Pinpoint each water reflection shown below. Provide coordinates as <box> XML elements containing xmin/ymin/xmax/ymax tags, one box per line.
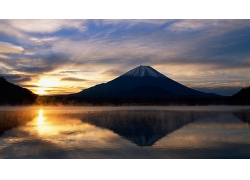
<box><xmin>0</xmin><ymin>111</ymin><xmax>36</xmax><ymax>136</ymax></box>
<box><xmin>233</xmin><ymin>110</ymin><xmax>250</xmax><ymax>124</ymax></box>
<box><xmin>37</xmin><ymin>109</ymin><xmax>44</xmax><ymax>125</ymax></box>
<box><xmin>77</xmin><ymin>111</ymin><xmax>218</xmax><ymax>146</ymax></box>
<box><xmin>0</xmin><ymin>108</ymin><xmax>250</xmax><ymax>158</ymax></box>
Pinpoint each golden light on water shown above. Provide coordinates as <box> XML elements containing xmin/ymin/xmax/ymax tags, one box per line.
<box><xmin>38</xmin><ymin>109</ymin><xmax>44</xmax><ymax>125</ymax></box>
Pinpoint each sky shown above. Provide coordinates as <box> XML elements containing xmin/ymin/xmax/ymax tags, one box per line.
<box><xmin>0</xmin><ymin>19</ymin><xmax>250</xmax><ymax>96</ymax></box>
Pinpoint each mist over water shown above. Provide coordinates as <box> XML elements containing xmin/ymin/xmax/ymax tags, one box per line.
<box><xmin>0</xmin><ymin>105</ymin><xmax>249</xmax><ymax>111</ymax></box>
<box><xmin>0</xmin><ymin>106</ymin><xmax>250</xmax><ymax>158</ymax></box>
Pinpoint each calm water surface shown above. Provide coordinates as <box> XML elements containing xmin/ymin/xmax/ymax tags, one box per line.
<box><xmin>0</xmin><ymin>106</ymin><xmax>250</xmax><ymax>159</ymax></box>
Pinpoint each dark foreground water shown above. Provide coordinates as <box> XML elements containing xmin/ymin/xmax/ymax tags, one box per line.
<box><xmin>0</xmin><ymin>106</ymin><xmax>250</xmax><ymax>159</ymax></box>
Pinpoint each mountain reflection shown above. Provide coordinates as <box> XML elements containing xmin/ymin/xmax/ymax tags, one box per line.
<box><xmin>0</xmin><ymin>111</ymin><xmax>36</xmax><ymax>136</ymax></box>
<box><xmin>232</xmin><ymin>110</ymin><xmax>250</xmax><ymax>124</ymax></box>
<box><xmin>77</xmin><ymin>111</ymin><xmax>217</xmax><ymax>146</ymax></box>
<box><xmin>0</xmin><ymin>109</ymin><xmax>220</xmax><ymax>147</ymax></box>
<box><xmin>1</xmin><ymin>109</ymin><xmax>248</xmax><ymax>147</ymax></box>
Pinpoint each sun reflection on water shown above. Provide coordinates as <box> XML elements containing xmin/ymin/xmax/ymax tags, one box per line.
<box><xmin>38</xmin><ymin>109</ymin><xmax>44</xmax><ymax>125</ymax></box>
<box><xmin>27</xmin><ymin>109</ymin><xmax>119</xmax><ymax>148</ymax></box>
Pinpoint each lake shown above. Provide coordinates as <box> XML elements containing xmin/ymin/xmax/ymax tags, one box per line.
<box><xmin>0</xmin><ymin>106</ymin><xmax>250</xmax><ymax>159</ymax></box>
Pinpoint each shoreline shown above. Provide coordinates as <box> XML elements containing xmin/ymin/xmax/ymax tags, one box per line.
<box><xmin>0</xmin><ymin>105</ymin><xmax>250</xmax><ymax>111</ymax></box>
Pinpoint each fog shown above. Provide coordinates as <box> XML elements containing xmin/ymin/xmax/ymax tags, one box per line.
<box><xmin>0</xmin><ymin>105</ymin><xmax>250</xmax><ymax>111</ymax></box>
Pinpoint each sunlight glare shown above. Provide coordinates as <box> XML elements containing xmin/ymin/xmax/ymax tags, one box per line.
<box><xmin>37</xmin><ymin>89</ymin><xmax>47</xmax><ymax>95</ymax></box>
<box><xmin>38</xmin><ymin>109</ymin><xmax>44</xmax><ymax>125</ymax></box>
<box><xmin>38</xmin><ymin>78</ymin><xmax>58</xmax><ymax>87</ymax></box>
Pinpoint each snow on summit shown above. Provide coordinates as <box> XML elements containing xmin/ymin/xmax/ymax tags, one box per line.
<box><xmin>121</xmin><ymin>65</ymin><xmax>166</xmax><ymax>78</ymax></box>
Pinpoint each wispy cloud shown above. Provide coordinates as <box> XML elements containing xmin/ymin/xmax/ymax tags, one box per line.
<box><xmin>60</xmin><ymin>77</ymin><xmax>88</xmax><ymax>82</ymax></box>
<box><xmin>59</xmin><ymin>70</ymin><xmax>95</xmax><ymax>74</ymax></box>
<box><xmin>0</xmin><ymin>74</ymin><xmax>34</xmax><ymax>84</ymax></box>
<box><xmin>0</xmin><ymin>41</ymin><xmax>24</xmax><ymax>54</ymax></box>
<box><xmin>6</xmin><ymin>20</ymin><xmax>87</xmax><ymax>33</ymax></box>
<box><xmin>29</xmin><ymin>36</ymin><xmax>59</xmax><ymax>45</ymax></box>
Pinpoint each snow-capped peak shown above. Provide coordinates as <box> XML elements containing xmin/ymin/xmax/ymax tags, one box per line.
<box><xmin>121</xmin><ymin>65</ymin><xmax>166</xmax><ymax>78</ymax></box>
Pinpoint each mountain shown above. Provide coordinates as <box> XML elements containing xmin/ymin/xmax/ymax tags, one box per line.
<box><xmin>122</xmin><ymin>85</ymin><xmax>177</xmax><ymax>98</ymax></box>
<box><xmin>231</xmin><ymin>86</ymin><xmax>250</xmax><ymax>104</ymax></box>
<box><xmin>0</xmin><ymin>77</ymin><xmax>37</xmax><ymax>105</ymax></box>
<box><xmin>72</xmin><ymin>65</ymin><xmax>221</xmax><ymax>98</ymax></box>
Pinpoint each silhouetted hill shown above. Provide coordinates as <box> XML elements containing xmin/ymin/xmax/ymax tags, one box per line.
<box><xmin>0</xmin><ymin>77</ymin><xmax>37</xmax><ymax>105</ymax></box>
<box><xmin>231</xmin><ymin>86</ymin><xmax>250</xmax><ymax>105</ymax></box>
<box><xmin>72</xmin><ymin>65</ymin><xmax>222</xmax><ymax>98</ymax></box>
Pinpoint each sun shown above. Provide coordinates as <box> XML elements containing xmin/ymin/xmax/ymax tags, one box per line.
<box><xmin>35</xmin><ymin>78</ymin><xmax>60</xmax><ymax>95</ymax></box>
<box><xmin>38</xmin><ymin>78</ymin><xmax>55</xmax><ymax>87</ymax></box>
<box><xmin>37</xmin><ymin>88</ymin><xmax>47</xmax><ymax>95</ymax></box>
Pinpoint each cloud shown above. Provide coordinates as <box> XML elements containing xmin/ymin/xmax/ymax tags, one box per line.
<box><xmin>168</xmin><ymin>19</ymin><xmax>212</xmax><ymax>31</ymax></box>
<box><xmin>187</xmin><ymin>81</ymin><xmax>250</xmax><ymax>88</ymax></box>
<box><xmin>167</xmin><ymin>19</ymin><xmax>250</xmax><ymax>33</ymax></box>
<box><xmin>0</xmin><ymin>22</ymin><xmax>26</xmax><ymax>40</ymax></box>
<box><xmin>0</xmin><ymin>41</ymin><xmax>24</xmax><ymax>54</ymax></box>
<box><xmin>51</xmin><ymin>37</ymin><xmax>176</xmax><ymax>67</ymax></box>
<box><xmin>59</xmin><ymin>70</ymin><xmax>95</xmax><ymax>74</ymax></box>
<box><xmin>13</xmin><ymin>54</ymin><xmax>71</xmax><ymax>74</ymax></box>
<box><xmin>0</xmin><ymin>74</ymin><xmax>32</xmax><ymax>84</ymax></box>
<box><xmin>0</xmin><ymin>54</ymin><xmax>10</xmax><ymax>59</ymax></box>
<box><xmin>45</xmin><ymin>20</ymin><xmax>249</xmax><ymax>70</ymax></box>
<box><xmin>29</xmin><ymin>36</ymin><xmax>60</xmax><ymax>45</ymax></box>
<box><xmin>102</xmin><ymin>69</ymin><xmax>125</xmax><ymax>77</ymax></box>
<box><xmin>60</xmin><ymin>77</ymin><xmax>88</xmax><ymax>82</ymax></box>
<box><xmin>6</xmin><ymin>20</ymin><xmax>87</xmax><ymax>33</ymax></box>
<box><xmin>21</xmin><ymin>84</ymin><xmax>40</xmax><ymax>88</ymax></box>
<box><xmin>2</xmin><ymin>19</ymin><xmax>249</xmax><ymax>70</ymax></box>
<box><xmin>101</xmin><ymin>19</ymin><xmax>174</xmax><ymax>27</ymax></box>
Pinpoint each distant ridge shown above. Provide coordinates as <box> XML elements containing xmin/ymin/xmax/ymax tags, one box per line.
<box><xmin>72</xmin><ymin>65</ymin><xmax>222</xmax><ymax>98</ymax></box>
<box><xmin>0</xmin><ymin>77</ymin><xmax>37</xmax><ymax>105</ymax></box>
